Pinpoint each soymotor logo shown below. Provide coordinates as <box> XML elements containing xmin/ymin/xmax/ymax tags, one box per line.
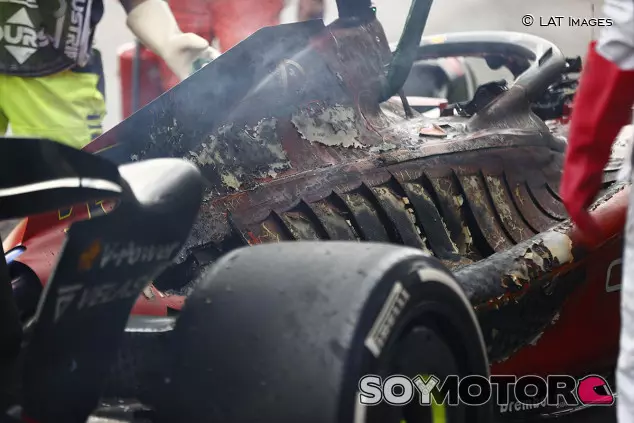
<box><xmin>358</xmin><ymin>374</ymin><xmax>615</xmax><ymax>413</ymax></box>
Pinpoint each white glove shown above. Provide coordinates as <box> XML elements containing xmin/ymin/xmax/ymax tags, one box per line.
<box><xmin>160</xmin><ymin>33</ymin><xmax>220</xmax><ymax>79</ymax></box>
<box><xmin>126</xmin><ymin>0</ymin><xmax>221</xmax><ymax>81</ymax></box>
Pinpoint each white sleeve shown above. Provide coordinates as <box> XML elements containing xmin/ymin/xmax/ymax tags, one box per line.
<box><xmin>596</xmin><ymin>0</ymin><xmax>634</xmax><ymax>69</ymax></box>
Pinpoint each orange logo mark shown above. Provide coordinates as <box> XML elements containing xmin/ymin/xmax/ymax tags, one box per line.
<box><xmin>78</xmin><ymin>240</ymin><xmax>102</xmax><ymax>271</ymax></box>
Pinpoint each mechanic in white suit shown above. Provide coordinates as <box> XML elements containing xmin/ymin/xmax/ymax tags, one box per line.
<box><xmin>560</xmin><ymin>0</ymin><xmax>634</xmax><ymax>420</ymax></box>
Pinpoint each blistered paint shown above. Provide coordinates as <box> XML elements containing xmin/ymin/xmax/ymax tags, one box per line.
<box><xmin>186</xmin><ymin>118</ymin><xmax>291</xmax><ymax>191</ymax></box>
<box><xmin>369</xmin><ymin>142</ymin><xmax>397</xmax><ymax>153</ymax></box>
<box><xmin>589</xmin><ymin>182</ymin><xmax>628</xmax><ymax>211</ymax></box>
<box><xmin>291</xmin><ymin>104</ymin><xmax>364</xmax><ymax>148</ymax></box>
<box><xmin>372</xmin><ymin>186</ymin><xmax>433</xmax><ymax>255</ymax></box>
<box><xmin>260</xmin><ymin>223</ymin><xmax>281</xmax><ymax>243</ymax></box>
<box><xmin>486</xmin><ymin>175</ymin><xmax>529</xmax><ymax>241</ymax></box>
<box><xmin>539</xmin><ymin>231</ymin><xmax>573</xmax><ymax>265</ymax></box>
<box><xmin>453</xmin><ymin>194</ymin><xmax>464</xmax><ymax>207</ymax></box>
<box><xmin>406</xmin><ymin>182</ymin><xmax>459</xmax><ymax>255</ymax></box>
<box><xmin>500</xmin><ymin>231</ymin><xmax>573</xmax><ymax>290</ymax></box>
<box><xmin>460</xmin><ymin>174</ymin><xmax>510</xmax><ymax>251</ymax></box>
<box><xmin>528</xmin><ymin>330</ymin><xmax>544</xmax><ymax>346</ymax></box>
<box><xmin>310</xmin><ymin>201</ymin><xmax>360</xmax><ymax>240</ymax></box>
<box><xmin>611</xmin><ymin>124</ymin><xmax>633</xmax><ymax>179</ymax></box>
<box><xmin>221</xmin><ymin>174</ymin><xmax>242</xmax><ymax>190</ymax></box>
<box><xmin>443</xmin><ymin>188</ymin><xmax>473</xmax><ymax>254</ymax></box>
<box><xmin>280</xmin><ymin>211</ymin><xmax>321</xmax><ymax>240</ymax></box>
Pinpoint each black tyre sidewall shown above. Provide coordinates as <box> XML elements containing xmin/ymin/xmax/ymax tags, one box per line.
<box><xmin>340</xmin><ymin>257</ymin><xmax>491</xmax><ymax>423</ymax></box>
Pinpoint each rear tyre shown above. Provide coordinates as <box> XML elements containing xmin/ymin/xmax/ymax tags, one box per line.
<box><xmin>159</xmin><ymin>242</ymin><xmax>491</xmax><ymax>423</ymax></box>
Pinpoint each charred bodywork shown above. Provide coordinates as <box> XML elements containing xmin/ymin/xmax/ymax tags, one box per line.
<box><xmin>86</xmin><ymin>11</ymin><xmax>624</xmax><ymax>367</ymax></box>
<box><xmin>91</xmin><ymin>25</ymin><xmax>576</xmax><ymax>266</ymax></box>
<box><xmin>3</xmin><ymin>0</ymin><xmax>629</xmax><ymax>420</ymax></box>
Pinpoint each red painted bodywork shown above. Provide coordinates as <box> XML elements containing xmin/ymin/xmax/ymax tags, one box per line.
<box><xmin>2</xmin><ymin>200</ymin><xmax>186</xmax><ymax>317</ymax></box>
<box><xmin>492</xmin><ymin>186</ymin><xmax>627</xmax><ymax>377</ymax></box>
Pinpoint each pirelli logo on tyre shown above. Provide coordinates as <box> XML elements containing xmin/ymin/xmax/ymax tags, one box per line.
<box><xmin>364</xmin><ymin>282</ymin><xmax>410</xmax><ymax>358</ymax></box>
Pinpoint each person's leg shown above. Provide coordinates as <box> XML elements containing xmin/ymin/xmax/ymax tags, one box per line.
<box><xmin>618</xmin><ymin>174</ymin><xmax>634</xmax><ymax>423</ymax></box>
<box><xmin>0</xmin><ymin>74</ymin><xmax>8</xmax><ymax>136</ymax></box>
<box><xmin>0</xmin><ymin>110</ymin><xmax>8</xmax><ymax>136</ymax></box>
<box><xmin>208</xmin><ymin>0</ymin><xmax>284</xmax><ymax>53</ymax></box>
<box><xmin>2</xmin><ymin>52</ymin><xmax>106</xmax><ymax>149</ymax></box>
<box><xmin>0</xmin><ymin>57</ymin><xmax>105</xmax><ymax>411</ymax></box>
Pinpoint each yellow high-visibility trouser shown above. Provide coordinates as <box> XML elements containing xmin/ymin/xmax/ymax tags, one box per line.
<box><xmin>0</xmin><ymin>67</ymin><xmax>106</xmax><ymax>149</ymax></box>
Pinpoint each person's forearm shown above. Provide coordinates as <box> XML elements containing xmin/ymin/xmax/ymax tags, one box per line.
<box><xmin>121</xmin><ymin>0</ymin><xmax>218</xmax><ymax>81</ymax></box>
<box><xmin>124</xmin><ymin>0</ymin><xmax>184</xmax><ymax>58</ymax></box>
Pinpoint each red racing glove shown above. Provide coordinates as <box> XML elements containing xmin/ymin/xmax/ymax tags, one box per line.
<box><xmin>560</xmin><ymin>41</ymin><xmax>634</xmax><ymax>243</ymax></box>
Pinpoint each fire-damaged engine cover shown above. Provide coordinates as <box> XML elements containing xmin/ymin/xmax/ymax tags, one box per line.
<box><xmin>87</xmin><ymin>16</ymin><xmax>627</xmax><ymax>364</ymax></box>
<box><xmin>92</xmin><ymin>19</ymin><xmax>592</xmax><ymax>253</ymax></box>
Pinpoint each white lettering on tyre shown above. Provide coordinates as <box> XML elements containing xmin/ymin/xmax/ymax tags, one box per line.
<box><xmin>364</xmin><ymin>281</ymin><xmax>410</xmax><ymax>358</ymax></box>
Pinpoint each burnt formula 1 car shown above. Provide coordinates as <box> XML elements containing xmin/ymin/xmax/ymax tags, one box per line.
<box><xmin>0</xmin><ymin>137</ymin><xmax>203</xmax><ymax>423</ymax></box>
<box><xmin>3</xmin><ymin>0</ymin><xmax>629</xmax><ymax>421</ymax></box>
<box><xmin>3</xmin><ymin>213</ymin><xmax>187</xmax><ymax>327</ymax></box>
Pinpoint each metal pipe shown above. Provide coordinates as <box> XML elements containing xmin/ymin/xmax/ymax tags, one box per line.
<box><xmin>380</xmin><ymin>0</ymin><xmax>434</xmax><ymax>102</ymax></box>
<box><xmin>131</xmin><ymin>41</ymin><xmax>142</xmax><ymax>114</ymax></box>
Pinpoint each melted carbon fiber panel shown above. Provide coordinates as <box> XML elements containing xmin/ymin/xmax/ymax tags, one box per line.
<box><xmin>188</xmin><ymin>146</ymin><xmax>575</xmax><ymax>272</ymax></box>
<box><xmin>85</xmin><ymin>15</ymin><xmax>626</xmax><ymax>369</ymax></box>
